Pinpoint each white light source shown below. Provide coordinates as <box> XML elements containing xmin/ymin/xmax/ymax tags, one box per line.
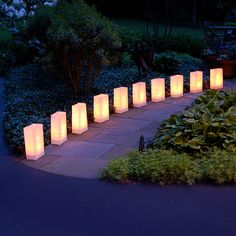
<box><xmin>51</xmin><ymin>111</ymin><xmax>67</xmax><ymax>145</ymax></box>
<box><xmin>132</xmin><ymin>82</ymin><xmax>146</xmax><ymax>107</ymax></box>
<box><xmin>24</xmin><ymin>123</ymin><xmax>44</xmax><ymax>160</ymax></box>
<box><xmin>114</xmin><ymin>87</ymin><xmax>128</xmax><ymax>113</ymax></box>
<box><xmin>170</xmin><ymin>75</ymin><xmax>184</xmax><ymax>98</ymax></box>
<box><xmin>94</xmin><ymin>94</ymin><xmax>109</xmax><ymax>123</ymax></box>
<box><xmin>210</xmin><ymin>68</ymin><xmax>223</xmax><ymax>89</ymax></box>
<box><xmin>151</xmin><ymin>78</ymin><xmax>165</xmax><ymax>102</ymax></box>
<box><xmin>190</xmin><ymin>71</ymin><xmax>203</xmax><ymax>93</ymax></box>
<box><xmin>72</xmin><ymin>103</ymin><xmax>88</xmax><ymax>134</ymax></box>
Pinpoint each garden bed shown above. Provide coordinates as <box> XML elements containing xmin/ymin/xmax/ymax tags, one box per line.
<box><xmin>3</xmin><ymin>51</ymin><xmax>204</xmax><ymax>154</ymax></box>
<box><xmin>101</xmin><ymin>90</ymin><xmax>236</xmax><ymax>185</ymax></box>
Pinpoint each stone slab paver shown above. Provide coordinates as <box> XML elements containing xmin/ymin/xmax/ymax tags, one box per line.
<box><xmin>22</xmin><ymin>79</ymin><xmax>236</xmax><ymax>179</ymax></box>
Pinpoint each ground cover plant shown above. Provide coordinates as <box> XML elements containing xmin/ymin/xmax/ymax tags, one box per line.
<box><xmin>101</xmin><ymin>90</ymin><xmax>236</xmax><ymax>185</ymax></box>
<box><xmin>101</xmin><ymin>149</ymin><xmax>236</xmax><ymax>185</ymax></box>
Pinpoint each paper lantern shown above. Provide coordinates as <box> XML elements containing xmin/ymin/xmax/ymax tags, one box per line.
<box><xmin>170</xmin><ymin>75</ymin><xmax>184</xmax><ymax>98</ymax></box>
<box><xmin>72</xmin><ymin>103</ymin><xmax>88</xmax><ymax>134</ymax></box>
<box><xmin>210</xmin><ymin>68</ymin><xmax>223</xmax><ymax>89</ymax></box>
<box><xmin>151</xmin><ymin>78</ymin><xmax>165</xmax><ymax>102</ymax></box>
<box><xmin>132</xmin><ymin>82</ymin><xmax>146</xmax><ymax>107</ymax></box>
<box><xmin>51</xmin><ymin>111</ymin><xmax>67</xmax><ymax>145</ymax></box>
<box><xmin>23</xmin><ymin>123</ymin><xmax>44</xmax><ymax>160</ymax></box>
<box><xmin>94</xmin><ymin>94</ymin><xmax>109</xmax><ymax>123</ymax></box>
<box><xmin>190</xmin><ymin>71</ymin><xmax>203</xmax><ymax>93</ymax></box>
<box><xmin>114</xmin><ymin>87</ymin><xmax>128</xmax><ymax>113</ymax></box>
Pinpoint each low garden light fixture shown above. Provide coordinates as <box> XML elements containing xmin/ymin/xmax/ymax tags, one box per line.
<box><xmin>23</xmin><ymin>123</ymin><xmax>44</xmax><ymax>160</ymax></box>
<box><xmin>94</xmin><ymin>94</ymin><xmax>109</xmax><ymax>123</ymax></box>
<box><xmin>210</xmin><ymin>68</ymin><xmax>223</xmax><ymax>89</ymax></box>
<box><xmin>170</xmin><ymin>75</ymin><xmax>183</xmax><ymax>98</ymax></box>
<box><xmin>51</xmin><ymin>111</ymin><xmax>67</xmax><ymax>145</ymax></box>
<box><xmin>132</xmin><ymin>82</ymin><xmax>146</xmax><ymax>107</ymax></box>
<box><xmin>114</xmin><ymin>87</ymin><xmax>128</xmax><ymax>113</ymax></box>
<box><xmin>190</xmin><ymin>71</ymin><xmax>203</xmax><ymax>93</ymax></box>
<box><xmin>72</xmin><ymin>103</ymin><xmax>88</xmax><ymax>134</ymax></box>
<box><xmin>151</xmin><ymin>78</ymin><xmax>165</xmax><ymax>102</ymax></box>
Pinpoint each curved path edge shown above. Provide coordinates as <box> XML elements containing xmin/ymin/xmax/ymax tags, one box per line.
<box><xmin>21</xmin><ymin>79</ymin><xmax>236</xmax><ymax>179</ymax></box>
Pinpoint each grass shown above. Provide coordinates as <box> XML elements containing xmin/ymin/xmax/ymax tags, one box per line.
<box><xmin>112</xmin><ymin>18</ymin><xmax>204</xmax><ymax>39</ymax></box>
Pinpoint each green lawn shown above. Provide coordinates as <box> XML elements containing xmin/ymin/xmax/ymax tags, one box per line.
<box><xmin>112</xmin><ymin>18</ymin><xmax>204</xmax><ymax>38</ymax></box>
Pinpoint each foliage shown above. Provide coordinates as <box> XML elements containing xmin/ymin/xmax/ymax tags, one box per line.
<box><xmin>101</xmin><ymin>150</ymin><xmax>200</xmax><ymax>185</ymax></box>
<box><xmin>154</xmin><ymin>90</ymin><xmax>236</xmax><ymax>156</ymax></box>
<box><xmin>101</xmin><ymin>149</ymin><xmax>236</xmax><ymax>185</ymax></box>
<box><xmin>167</xmin><ymin>33</ymin><xmax>206</xmax><ymax>58</ymax></box>
<box><xmin>200</xmin><ymin>150</ymin><xmax>236</xmax><ymax>184</ymax></box>
<box><xmin>28</xmin><ymin>0</ymin><xmax>122</xmax><ymax>95</ymax></box>
<box><xmin>153</xmin><ymin>53</ymin><xmax>179</xmax><ymax>75</ymax></box>
<box><xmin>0</xmin><ymin>27</ymin><xmax>15</xmax><ymax>75</ymax></box>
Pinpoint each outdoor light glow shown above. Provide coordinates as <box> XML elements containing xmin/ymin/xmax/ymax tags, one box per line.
<box><xmin>132</xmin><ymin>82</ymin><xmax>146</xmax><ymax>107</ymax></box>
<box><xmin>24</xmin><ymin>123</ymin><xmax>44</xmax><ymax>160</ymax></box>
<box><xmin>114</xmin><ymin>87</ymin><xmax>128</xmax><ymax>113</ymax></box>
<box><xmin>210</xmin><ymin>68</ymin><xmax>223</xmax><ymax>89</ymax></box>
<box><xmin>94</xmin><ymin>94</ymin><xmax>109</xmax><ymax>123</ymax></box>
<box><xmin>72</xmin><ymin>103</ymin><xmax>88</xmax><ymax>134</ymax></box>
<box><xmin>190</xmin><ymin>71</ymin><xmax>203</xmax><ymax>93</ymax></box>
<box><xmin>151</xmin><ymin>78</ymin><xmax>165</xmax><ymax>102</ymax></box>
<box><xmin>170</xmin><ymin>75</ymin><xmax>184</xmax><ymax>98</ymax></box>
<box><xmin>51</xmin><ymin>111</ymin><xmax>67</xmax><ymax>145</ymax></box>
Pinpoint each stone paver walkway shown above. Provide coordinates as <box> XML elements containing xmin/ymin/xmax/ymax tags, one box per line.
<box><xmin>22</xmin><ymin>79</ymin><xmax>236</xmax><ymax>178</ymax></box>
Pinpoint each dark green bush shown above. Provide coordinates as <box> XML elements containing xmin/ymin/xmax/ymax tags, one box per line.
<box><xmin>167</xmin><ymin>33</ymin><xmax>206</xmax><ymax>58</ymax></box>
<box><xmin>25</xmin><ymin>0</ymin><xmax>121</xmax><ymax>95</ymax></box>
<box><xmin>153</xmin><ymin>54</ymin><xmax>179</xmax><ymax>75</ymax></box>
<box><xmin>154</xmin><ymin>90</ymin><xmax>236</xmax><ymax>156</ymax></box>
<box><xmin>101</xmin><ymin>149</ymin><xmax>236</xmax><ymax>185</ymax></box>
<box><xmin>0</xmin><ymin>28</ymin><xmax>15</xmax><ymax>75</ymax></box>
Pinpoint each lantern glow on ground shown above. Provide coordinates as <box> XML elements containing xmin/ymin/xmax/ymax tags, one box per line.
<box><xmin>51</xmin><ymin>111</ymin><xmax>67</xmax><ymax>145</ymax></box>
<box><xmin>114</xmin><ymin>87</ymin><xmax>128</xmax><ymax>113</ymax></box>
<box><xmin>210</xmin><ymin>68</ymin><xmax>223</xmax><ymax>89</ymax></box>
<box><xmin>94</xmin><ymin>94</ymin><xmax>109</xmax><ymax>123</ymax></box>
<box><xmin>24</xmin><ymin>123</ymin><xmax>44</xmax><ymax>160</ymax></box>
<box><xmin>72</xmin><ymin>103</ymin><xmax>88</xmax><ymax>134</ymax></box>
<box><xmin>132</xmin><ymin>82</ymin><xmax>146</xmax><ymax>107</ymax></box>
<box><xmin>151</xmin><ymin>78</ymin><xmax>165</xmax><ymax>102</ymax></box>
<box><xmin>190</xmin><ymin>71</ymin><xmax>203</xmax><ymax>93</ymax></box>
<box><xmin>170</xmin><ymin>75</ymin><xmax>184</xmax><ymax>98</ymax></box>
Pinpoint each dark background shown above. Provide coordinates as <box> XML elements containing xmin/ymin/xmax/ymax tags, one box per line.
<box><xmin>86</xmin><ymin>0</ymin><xmax>236</xmax><ymax>24</ymax></box>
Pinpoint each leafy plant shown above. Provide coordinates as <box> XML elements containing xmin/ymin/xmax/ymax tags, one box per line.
<box><xmin>154</xmin><ymin>90</ymin><xmax>236</xmax><ymax>155</ymax></box>
<box><xmin>101</xmin><ymin>150</ymin><xmax>200</xmax><ymax>185</ymax></box>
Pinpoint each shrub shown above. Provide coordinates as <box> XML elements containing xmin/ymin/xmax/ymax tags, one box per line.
<box><xmin>101</xmin><ymin>150</ymin><xmax>200</xmax><ymax>185</ymax></box>
<box><xmin>200</xmin><ymin>150</ymin><xmax>236</xmax><ymax>184</ymax></box>
<box><xmin>167</xmin><ymin>33</ymin><xmax>206</xmax><ymax>58</ymax></box>
<box><xmin>153</xmin><ymin>54</ymin><xmax>179</xmax><ymax>75</ymax></box>
<box><xmin>154</xmin><ymin>90</ymin><xmax>236</xmax><ymax>156</ymax></box>
<box><xmin>101</xmin><ymin>149</ymin><xmax>236</xmax><ymax>185</ymax></box>
<box><xmin>0</xmin><ymin>28</ymin><xmax>15</xmax><ymax>75</ymax></box>
<box><xmin>25</xmin><ymin>0</ymin><xmax>122</xmax><ymax>95</ymax></box>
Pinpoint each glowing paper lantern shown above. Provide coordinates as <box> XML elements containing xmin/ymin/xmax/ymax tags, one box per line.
<box><xmin>132</xmin><ymin>82</ymin><xmax>146</xmax><ymax>107</ymax></box>
<box><xmin>114</xmin><ymin>87</ymin><xmax>128</xmax><ymax>113</ymax></box>
<box><xmin>210</xmin><ymin>68</ymin><xmax>223</xmax><ymax>89</ymax></box>
<box><xmin>51</xmin><ymin>111</ymin><xmax>67</xmax><ymax>145</ymax></box>
<box><xmin>23</xmin><ymin>124</ymin><xmax>44</xmax><ymax>160</ymax></box>
<box><xmin>151</xmin><ymin>78</ymin><xmax>165</xmax><ymax>102</ymax></box>
<box><xmin>94</xmin><ymin>94</ymin><xmax>109</xmax><ymax>123</ymax></box>
<box><xmin>170</xmin><ymin>75</ymin><xmax>184</xmax><ymax>98</ymax></box>
<box><xmin>72</xmin><ymin>103</ymin><xmax>88</xmax><ymax>134</ymax></box>
<box><xmin>190</xmin><ymin>71</ymin><xmax>203</xmax><ymax>93</ymax></box>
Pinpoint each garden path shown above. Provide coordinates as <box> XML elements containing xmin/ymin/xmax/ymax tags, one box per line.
<box><xmin>22</xmin><ymin>78</ymin><xmax>236</xmax><ymax>178</ymax></box>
